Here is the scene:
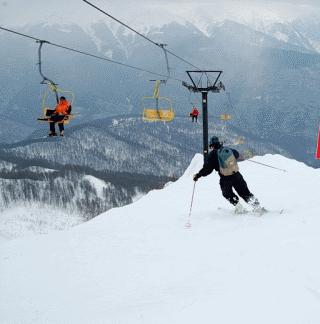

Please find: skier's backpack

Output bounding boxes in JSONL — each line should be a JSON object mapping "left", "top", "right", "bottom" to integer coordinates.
{"left": 217, "top": 147, "right": 239, "bottom": 176}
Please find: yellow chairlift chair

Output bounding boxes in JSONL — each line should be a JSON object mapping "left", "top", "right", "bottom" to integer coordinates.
{"left": 142, "top": 80, "right": 174, "bottom": 122}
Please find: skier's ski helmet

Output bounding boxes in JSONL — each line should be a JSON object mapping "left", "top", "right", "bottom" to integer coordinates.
{"left": 209, "top": 136, "right": 221, "bottom": 148}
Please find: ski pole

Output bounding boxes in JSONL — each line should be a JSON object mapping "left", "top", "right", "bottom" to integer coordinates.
{"left": 247, "top": 159, "right": 287, "bottom": 173}
{"left": 185, "top": 182, "right": 196, "bottom": 228}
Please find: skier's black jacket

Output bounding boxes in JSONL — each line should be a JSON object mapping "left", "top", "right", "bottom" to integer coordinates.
{"left": 198, "top": 147, "right": 239, "bottom": 178}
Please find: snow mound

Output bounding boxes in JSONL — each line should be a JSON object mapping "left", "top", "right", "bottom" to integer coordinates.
{"left": 1, "top": 154, "right": 320, "bottom": 324}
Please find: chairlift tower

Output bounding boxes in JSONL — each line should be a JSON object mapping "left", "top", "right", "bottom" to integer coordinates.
{"left": 183, "top": 71, "right": 225, "bottom": 162}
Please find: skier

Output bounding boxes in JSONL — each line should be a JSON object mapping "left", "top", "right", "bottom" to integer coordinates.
{"left": 48, "top": 96, "right": 72, "bottom": 137}
{"left": 193, "top": 136, "right": 264, "bottom": 214}
{"left": 189, "top": 107, "right": 199, "bottom": 122}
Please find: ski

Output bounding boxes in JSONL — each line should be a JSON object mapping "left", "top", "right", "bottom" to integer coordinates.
{"left": 217, "top": 207, "right": 284, "bottom": 216}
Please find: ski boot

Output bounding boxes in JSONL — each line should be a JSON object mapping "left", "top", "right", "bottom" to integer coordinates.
{"left": 234, "top": 202, "right": 248, "bottom": 214}
{"left": 249, "top": 197, "right": 267, "bottom": 216}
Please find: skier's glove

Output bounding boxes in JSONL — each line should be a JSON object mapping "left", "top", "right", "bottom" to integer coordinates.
{"left": 193, "top": 174, "right": 200, "bottom": 182}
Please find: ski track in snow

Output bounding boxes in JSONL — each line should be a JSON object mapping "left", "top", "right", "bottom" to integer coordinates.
{"left": 1, "top": 154, "right": 320, "bottom": 324}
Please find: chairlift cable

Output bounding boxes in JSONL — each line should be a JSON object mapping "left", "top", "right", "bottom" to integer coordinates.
{"left": 0, "top": 26, "right": 185, "bottom": 82}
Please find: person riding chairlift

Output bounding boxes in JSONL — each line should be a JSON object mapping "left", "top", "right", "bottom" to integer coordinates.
{"left": 190, "top": 106, "right": 199, "bottom": 122}
{"left": 48, "top": 96, "right": 72, "bottom": 137}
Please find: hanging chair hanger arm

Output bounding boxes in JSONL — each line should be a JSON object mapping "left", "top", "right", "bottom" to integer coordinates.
{"left": 37, "top": 40, "right": 55, "bottom": 85}
{"left": 225, "top": 92, "right": 234, "bottom": 110}
{"left": 158, "top": 44, "right": 170, "bottom": 82}
{"left": 37, "top": 40, "right": 59, "bottom": 103}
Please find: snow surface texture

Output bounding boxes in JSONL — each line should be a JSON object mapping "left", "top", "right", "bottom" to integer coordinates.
{"left": 0, "top": 205, "right": 82, "bottom": 242}
{"left": 1, "top": 154, "right": 320, "bottom": 324}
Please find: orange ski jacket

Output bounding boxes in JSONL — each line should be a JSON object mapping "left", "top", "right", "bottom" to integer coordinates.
{"left": 55, "top": 99, "right": 71, "bottom": 115}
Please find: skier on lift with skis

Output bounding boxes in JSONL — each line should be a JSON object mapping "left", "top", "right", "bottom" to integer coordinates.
{"left": 48, "top": 96, "right": 72, "bottom": 137}
{"left": 193, "top": 136, "right": 265, "bottom": 214}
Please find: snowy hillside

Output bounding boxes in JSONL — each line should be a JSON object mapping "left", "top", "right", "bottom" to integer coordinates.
{"left": 1, "top": 154, "right": 320, "bottom": 323}
{"left": 2, "top": 116, "right": 286, "bottom": 175}
{"left": 0, "top": 153, "right": 172, "bottom": 240}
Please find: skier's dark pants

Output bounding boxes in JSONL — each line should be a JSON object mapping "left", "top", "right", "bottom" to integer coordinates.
{"left": 49, "top": 115, "right": 65, "bottom": 133}
{"left": 191, "top": 115, "right": 198, "bottom": 122}
{"left": 219, "top": 172, "right": 254, "bottom": 205}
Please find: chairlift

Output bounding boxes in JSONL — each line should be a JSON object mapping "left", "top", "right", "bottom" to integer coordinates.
{"left": 220, "top": 114, "right": 232, "bottom": 121}
{"left": 233, "top": 136, "right": 245, "bottom": 145}
{"left": 142, "top": 80, "right": 174, "bottom": 122}
{"left": 220, "top": 91, "right": 246, "bottom": 145}
{"left": 38, "top": 83, "right": 75, "bottom": 124}
{"left": 142, "top": 43, "right": 174, "bottom": 122}
{"left": 36, "top": 40, "right": 76, "bottom": 124}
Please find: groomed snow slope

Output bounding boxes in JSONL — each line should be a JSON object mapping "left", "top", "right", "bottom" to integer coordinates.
{"left": 0, "top": 205, "right": 83, "bottom": 242}
{"left": 1, "top": 154, "right": 320, "bottom": 324}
